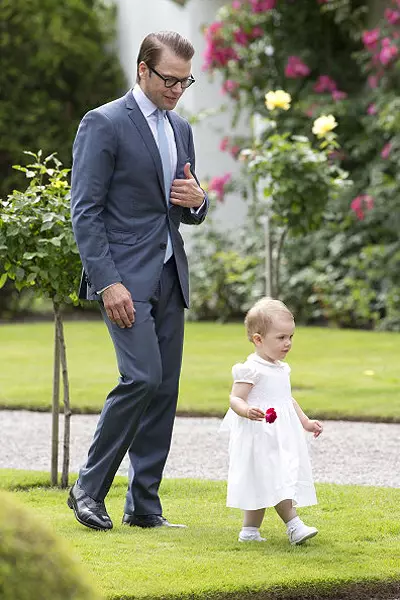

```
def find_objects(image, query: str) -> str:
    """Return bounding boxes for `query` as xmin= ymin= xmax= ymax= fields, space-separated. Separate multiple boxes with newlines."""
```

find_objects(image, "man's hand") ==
xmin=102 ymin=283 xmax=135 ymax=328
xmin=170 ymin=162 xmax=204 ymax=209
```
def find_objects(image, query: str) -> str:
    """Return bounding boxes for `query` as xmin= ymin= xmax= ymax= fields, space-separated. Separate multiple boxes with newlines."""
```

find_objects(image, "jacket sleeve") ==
xmin=180 ymin=122 xmax=209 ymax=226
xmin=70 ymin=110 xmax=122 ymax=292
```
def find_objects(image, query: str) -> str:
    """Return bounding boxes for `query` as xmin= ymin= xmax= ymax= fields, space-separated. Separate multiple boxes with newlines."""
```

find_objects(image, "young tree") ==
xmin=0 ymin=151 xmax=81 ymax=487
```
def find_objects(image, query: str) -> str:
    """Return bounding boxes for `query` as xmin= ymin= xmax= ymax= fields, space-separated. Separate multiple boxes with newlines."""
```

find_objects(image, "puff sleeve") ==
xmin=231 ymin=362 xmax=261 ymax=386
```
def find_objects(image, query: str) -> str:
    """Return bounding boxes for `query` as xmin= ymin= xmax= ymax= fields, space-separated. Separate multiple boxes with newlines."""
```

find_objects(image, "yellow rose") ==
xmin=265 ymin=90 xmax=291 ymax=111
xmin=312 ymin=114 xmax=338 ymax=138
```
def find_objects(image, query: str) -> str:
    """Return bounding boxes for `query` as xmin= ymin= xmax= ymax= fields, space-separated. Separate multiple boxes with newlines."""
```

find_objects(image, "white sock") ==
xmin=242 ymin=527 xmax=258 ymax=533
xmin=286 ymin=516 xmax=301 ymax=530
xmin=240 ymin=526 xmax=259 ymax=536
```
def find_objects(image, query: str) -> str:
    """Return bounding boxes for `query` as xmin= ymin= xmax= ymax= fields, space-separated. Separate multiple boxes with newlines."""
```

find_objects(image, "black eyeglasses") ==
xmin=149 ymin=66 xmax=195 ymax=89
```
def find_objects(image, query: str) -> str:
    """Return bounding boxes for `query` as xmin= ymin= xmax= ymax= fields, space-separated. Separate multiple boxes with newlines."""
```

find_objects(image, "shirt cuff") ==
xmin=190 ymin=198 xmax=206 ymax=215
xmin=97 ymin=283 xmax=118 ymax=295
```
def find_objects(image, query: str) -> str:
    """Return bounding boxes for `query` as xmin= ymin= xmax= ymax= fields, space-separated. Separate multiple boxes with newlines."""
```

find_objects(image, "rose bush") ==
xmin=194 ymin=0 xmax=400 ymax=329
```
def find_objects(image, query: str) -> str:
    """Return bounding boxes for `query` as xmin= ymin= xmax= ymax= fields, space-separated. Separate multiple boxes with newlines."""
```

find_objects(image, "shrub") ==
xmin=0 ymin=490 xmax=101 ymax=600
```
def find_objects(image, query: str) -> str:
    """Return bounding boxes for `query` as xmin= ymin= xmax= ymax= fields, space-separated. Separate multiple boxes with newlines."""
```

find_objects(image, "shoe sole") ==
xmin=123 ymin=520 xmax=187 ymax=529
xmin=238 ymin=538 xmax=266 ymax=543
xmin=291 ymin=529 xmax=318 ymax=545
xmin=67 ymin=496 xmax=112 ymax=531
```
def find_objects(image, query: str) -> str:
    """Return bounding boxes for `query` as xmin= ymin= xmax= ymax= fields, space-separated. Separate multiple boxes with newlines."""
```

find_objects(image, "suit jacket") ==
xmin=70 ymin=90 xmax=208 ymax=308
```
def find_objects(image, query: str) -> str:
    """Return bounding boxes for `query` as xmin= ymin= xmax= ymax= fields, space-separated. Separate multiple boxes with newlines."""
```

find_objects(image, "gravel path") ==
xmin=1 ymin=410 xmax=400 ymax=488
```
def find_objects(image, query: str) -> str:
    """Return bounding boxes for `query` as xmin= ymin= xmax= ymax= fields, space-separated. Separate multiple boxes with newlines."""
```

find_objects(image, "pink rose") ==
xmin=332 ymin=90 xmax=347 ymax=101
xmin=224 ymin=81 xmax=237 ymax=92
xmin=221 ymin=79 xmax=240 ymax=96
xmin=209 ymin=173 xmax=232 ymax=202
xmin=234 ymin=28 xmax=249 ymax=46
xmin=219 ymin=136 xmax=230 ymax=152
xmin=367 ymin=103 xmax=377 ymax=115
xmin=362 ymin=28 xmax=380 ymax=50
xmin=229 ymin=145 xmax=241 ymax=158
xmin=351 ymin=195 xmax=374 ymax=220
xmin=313 ymin=75 xmax=337 ymax=93
xmin=265 ymin=408 xmax=277 ymax=424
xmin=285 ymin=55 xmax=311 ymax=79
xmin=251 ymin=26 xmax=264 ymax=39
xmin=385 ymin=8 xmax=400 ymax=25
xmin=381 ymin=142 xmax=392 ymax=159
xmin=367 ymin=74 xmax=380 ymax=89
xmin=250 ymin=0 xmax=276 ymax=12
xmin=379 ymin=39 xmax=398 ymax=66
xmin=202 ymin=22 xmax=240 ymax=71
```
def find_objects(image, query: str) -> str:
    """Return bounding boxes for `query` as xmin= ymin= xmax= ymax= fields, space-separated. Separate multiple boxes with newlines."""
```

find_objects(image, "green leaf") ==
xmin=40 ymin=221 xmax=54 ymax=232
xmin=15 ymin=267 xmax=25 ymax=281
xmin=26 ymin=272 xmax=37 ymax=283
xmin=0 ymin=273 xmax=8 ymax=289
xmin=23 ymin=252 xmax=38 ymax=260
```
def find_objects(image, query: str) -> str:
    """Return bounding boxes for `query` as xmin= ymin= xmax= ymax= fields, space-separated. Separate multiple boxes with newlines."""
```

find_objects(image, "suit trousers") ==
xmin=78 ymin=257 xmax=185 ymax=515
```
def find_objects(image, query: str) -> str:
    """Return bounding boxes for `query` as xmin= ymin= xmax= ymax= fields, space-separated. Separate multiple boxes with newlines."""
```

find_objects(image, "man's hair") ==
xmin=136 ymin=31 xmax=195 ymax=82
xmin=244 ymin=297 xmax=294 ymax=341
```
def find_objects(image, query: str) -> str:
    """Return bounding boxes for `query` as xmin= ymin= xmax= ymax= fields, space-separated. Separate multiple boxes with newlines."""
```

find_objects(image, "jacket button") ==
xmin=159 ymin=242 xmax=167 ymax=250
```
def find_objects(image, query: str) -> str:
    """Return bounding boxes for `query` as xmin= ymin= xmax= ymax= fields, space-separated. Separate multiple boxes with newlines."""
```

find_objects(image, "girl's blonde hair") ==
xmin=244 ymin=297 xmax=294 ymax=341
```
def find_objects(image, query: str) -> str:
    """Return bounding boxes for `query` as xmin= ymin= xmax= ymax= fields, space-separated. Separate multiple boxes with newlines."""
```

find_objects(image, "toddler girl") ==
xmin=220 ymin=297 xmax=323 ymax=545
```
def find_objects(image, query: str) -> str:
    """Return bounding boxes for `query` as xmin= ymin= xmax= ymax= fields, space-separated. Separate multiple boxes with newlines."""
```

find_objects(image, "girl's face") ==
xmin=253 ymin=314 xmax=295 ymax=363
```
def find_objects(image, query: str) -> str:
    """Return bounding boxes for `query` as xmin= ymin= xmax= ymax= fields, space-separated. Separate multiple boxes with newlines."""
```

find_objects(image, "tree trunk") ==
xmin=53 ymin=303 xmax=72 ymax=489
xmin=51 ymin=303 xmax=60 ymax=486
xmin=263 ymin=212 xmax=273 ymax=297
xmin=274 ymin=227 xmax=287 ymax=298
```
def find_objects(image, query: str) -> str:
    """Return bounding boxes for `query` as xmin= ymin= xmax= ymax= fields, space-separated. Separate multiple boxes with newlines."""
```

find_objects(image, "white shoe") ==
xmin=238 ymin=531 xmax=266 ymax=542
xmin=287 ymin=523 xmax=318 ymax=545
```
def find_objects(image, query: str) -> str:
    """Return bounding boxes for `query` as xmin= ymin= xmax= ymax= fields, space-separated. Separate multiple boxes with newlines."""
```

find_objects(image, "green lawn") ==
xmin=0 ymin=320 xmax=399 ymax=421
xmin=0 ymin=471 xmax=399 ymax=600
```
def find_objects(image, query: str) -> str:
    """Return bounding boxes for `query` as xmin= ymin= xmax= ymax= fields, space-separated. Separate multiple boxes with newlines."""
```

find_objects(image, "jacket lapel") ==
xmin=168 ymin=111 xmax=187 ymax=179
xmin=125 ymin=92 xmax=165 ymax=197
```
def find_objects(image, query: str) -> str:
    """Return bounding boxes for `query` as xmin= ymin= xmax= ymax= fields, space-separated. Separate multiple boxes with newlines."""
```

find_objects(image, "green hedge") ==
xmin=0 ymin=0 xmax=126 ymax=200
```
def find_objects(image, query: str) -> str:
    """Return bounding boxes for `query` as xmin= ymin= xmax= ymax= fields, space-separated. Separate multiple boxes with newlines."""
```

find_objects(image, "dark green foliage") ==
xmin=0 ymin=0 xmax=126 ymax=199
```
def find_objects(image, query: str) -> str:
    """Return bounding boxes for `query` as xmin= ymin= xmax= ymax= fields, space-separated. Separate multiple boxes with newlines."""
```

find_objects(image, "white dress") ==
xmin=220 ymin=353 xmax=317 ymax=510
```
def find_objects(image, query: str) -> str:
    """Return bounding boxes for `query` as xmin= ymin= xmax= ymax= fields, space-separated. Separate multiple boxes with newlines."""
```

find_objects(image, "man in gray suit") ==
xmin=68 ymin=31 xmax=208 ymax=531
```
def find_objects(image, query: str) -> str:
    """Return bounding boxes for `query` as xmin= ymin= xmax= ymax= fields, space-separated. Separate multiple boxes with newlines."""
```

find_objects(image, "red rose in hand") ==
xmin=265 ymin=408 xmax=277 ymax=424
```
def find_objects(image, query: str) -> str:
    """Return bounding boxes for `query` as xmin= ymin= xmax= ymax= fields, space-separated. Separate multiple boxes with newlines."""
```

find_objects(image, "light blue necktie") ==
xmin=157 ymin=109 xmax=173 ymax=263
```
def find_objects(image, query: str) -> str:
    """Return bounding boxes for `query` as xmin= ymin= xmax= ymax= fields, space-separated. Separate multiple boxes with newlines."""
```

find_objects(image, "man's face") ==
xmin=138 ymin=46 xmax=192 ymax=111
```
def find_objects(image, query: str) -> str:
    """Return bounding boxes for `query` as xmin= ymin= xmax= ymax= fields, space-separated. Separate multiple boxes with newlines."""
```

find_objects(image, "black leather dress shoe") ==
xmin=122 ymin=513 xmax=187 ymax=528
xmin=67 ymin=482 xmax=113 ymax=531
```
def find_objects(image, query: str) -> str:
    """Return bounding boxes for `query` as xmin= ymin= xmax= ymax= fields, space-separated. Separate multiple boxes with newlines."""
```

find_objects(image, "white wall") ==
xmin=114 ymin=0 xmax=247 ymax=233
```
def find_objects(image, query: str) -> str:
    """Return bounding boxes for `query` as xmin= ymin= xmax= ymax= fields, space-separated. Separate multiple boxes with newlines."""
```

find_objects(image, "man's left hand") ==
xmin=170 ymin=162 xmax=204 ymax=209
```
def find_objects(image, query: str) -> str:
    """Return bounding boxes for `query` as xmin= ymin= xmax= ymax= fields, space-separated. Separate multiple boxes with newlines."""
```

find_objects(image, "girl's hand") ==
xmin=304 ymin=418 xmax=323 ymax=438
xmin=246 ymin=407 xmax=266 ymax=421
